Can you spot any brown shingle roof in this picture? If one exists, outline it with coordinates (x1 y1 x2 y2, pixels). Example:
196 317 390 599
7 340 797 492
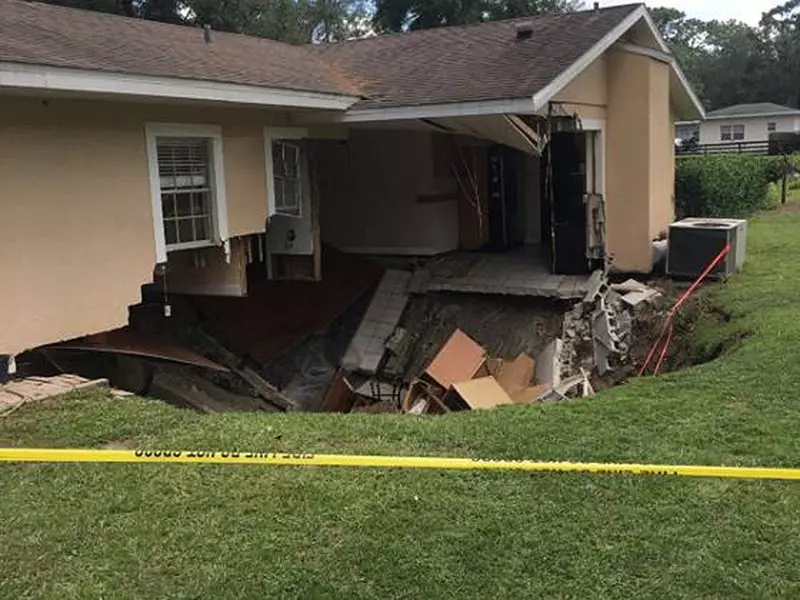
0 1 644 109
313 4 642 109
0 0 361 97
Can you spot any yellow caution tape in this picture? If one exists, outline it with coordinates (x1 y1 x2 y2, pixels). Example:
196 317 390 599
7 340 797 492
1 448 799 480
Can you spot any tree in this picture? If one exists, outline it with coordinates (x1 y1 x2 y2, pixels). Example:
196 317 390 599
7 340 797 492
760 0 800 107
373 0 580 33
37 0 181 20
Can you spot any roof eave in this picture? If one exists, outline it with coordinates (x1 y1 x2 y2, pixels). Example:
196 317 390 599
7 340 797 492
340 97 538 122
0 61 361 111
705 112 800 120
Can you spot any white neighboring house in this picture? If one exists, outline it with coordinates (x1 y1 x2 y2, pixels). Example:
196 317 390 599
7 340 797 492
676 103 800 145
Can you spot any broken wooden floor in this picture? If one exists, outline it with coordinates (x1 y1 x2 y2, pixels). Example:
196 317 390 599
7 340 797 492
423 252 590 299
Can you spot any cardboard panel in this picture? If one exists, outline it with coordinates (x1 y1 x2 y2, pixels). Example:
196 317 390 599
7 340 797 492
424 329 487 389
450 376 513 410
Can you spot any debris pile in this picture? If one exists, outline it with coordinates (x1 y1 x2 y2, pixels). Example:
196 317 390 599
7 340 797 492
401 329 562 414
315 264 667 414
560 270 663 385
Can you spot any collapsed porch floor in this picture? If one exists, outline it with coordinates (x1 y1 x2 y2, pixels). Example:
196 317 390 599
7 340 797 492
421 251 591 299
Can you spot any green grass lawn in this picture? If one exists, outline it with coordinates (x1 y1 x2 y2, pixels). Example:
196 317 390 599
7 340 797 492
3 206 800 599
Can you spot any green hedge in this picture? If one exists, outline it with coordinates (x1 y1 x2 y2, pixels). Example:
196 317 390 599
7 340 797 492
675 155 781 219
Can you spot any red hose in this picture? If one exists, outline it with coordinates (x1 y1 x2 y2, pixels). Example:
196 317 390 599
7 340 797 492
639 242 732 377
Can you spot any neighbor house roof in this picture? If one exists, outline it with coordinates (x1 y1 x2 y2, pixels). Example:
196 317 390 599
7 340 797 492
706 103 800 119
311 4 641 110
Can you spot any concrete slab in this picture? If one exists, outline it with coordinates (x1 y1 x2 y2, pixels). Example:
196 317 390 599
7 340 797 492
535 338 563 387
0 374 108 411
426 252 590 299
342 269 412 375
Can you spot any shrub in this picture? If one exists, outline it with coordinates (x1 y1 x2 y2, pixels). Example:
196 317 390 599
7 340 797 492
675 155 777 219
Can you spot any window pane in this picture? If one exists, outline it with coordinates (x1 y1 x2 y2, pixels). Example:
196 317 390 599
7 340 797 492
194 217 210 241
285 144 300 178
177 219 194 244
162 193 177 218
164 220 178 245
284 180 300 210
272 142 285 177
191 192 208 216
175 193 192 216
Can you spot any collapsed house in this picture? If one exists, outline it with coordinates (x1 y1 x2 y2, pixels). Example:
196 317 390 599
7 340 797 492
0 1 706 408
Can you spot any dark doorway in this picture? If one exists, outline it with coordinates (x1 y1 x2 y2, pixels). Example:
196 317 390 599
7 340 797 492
542 131 588 275
486 145 526 250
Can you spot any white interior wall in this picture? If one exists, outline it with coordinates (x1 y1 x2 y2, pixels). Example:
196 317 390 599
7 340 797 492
320 128 459 255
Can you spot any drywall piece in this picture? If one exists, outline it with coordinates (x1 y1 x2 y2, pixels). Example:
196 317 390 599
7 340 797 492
494 353 536 395
424 329 487 389
163 241 249 297
342 269 412 374
535 338 563 387
408 398 429 415
611 278 651 294
450 376 514 410
539 373 588 404
621 289 661 308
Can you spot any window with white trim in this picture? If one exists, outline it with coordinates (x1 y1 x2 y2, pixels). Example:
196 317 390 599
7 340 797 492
720 124 745 141
156 137 214 247
768 121 777 133
146 123 228 262
272 140 302 217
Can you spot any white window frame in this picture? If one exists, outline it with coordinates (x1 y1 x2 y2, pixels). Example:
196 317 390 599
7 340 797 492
732 124 745 141
720 125 732 141
767 121 777 133
264 127 308 219
146 123 228 263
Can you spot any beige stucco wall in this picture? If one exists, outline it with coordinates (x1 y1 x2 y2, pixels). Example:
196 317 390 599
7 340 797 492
553 56 607 107
648 61 675 239
0 95 285 355
606 51 657 273
320 129 460 254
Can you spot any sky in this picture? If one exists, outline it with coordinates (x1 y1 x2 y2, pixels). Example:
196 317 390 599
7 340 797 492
603 0 777 25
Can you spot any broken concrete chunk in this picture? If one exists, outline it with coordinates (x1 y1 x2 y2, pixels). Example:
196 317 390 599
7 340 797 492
583 270 608 304
592 309 621 352
593 338 612 376
535 338 563 387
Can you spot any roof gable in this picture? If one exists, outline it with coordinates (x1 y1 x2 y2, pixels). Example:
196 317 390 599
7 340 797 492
312 4 642 110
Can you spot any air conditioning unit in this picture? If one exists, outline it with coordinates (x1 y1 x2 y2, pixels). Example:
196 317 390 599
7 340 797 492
667 218 747 278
